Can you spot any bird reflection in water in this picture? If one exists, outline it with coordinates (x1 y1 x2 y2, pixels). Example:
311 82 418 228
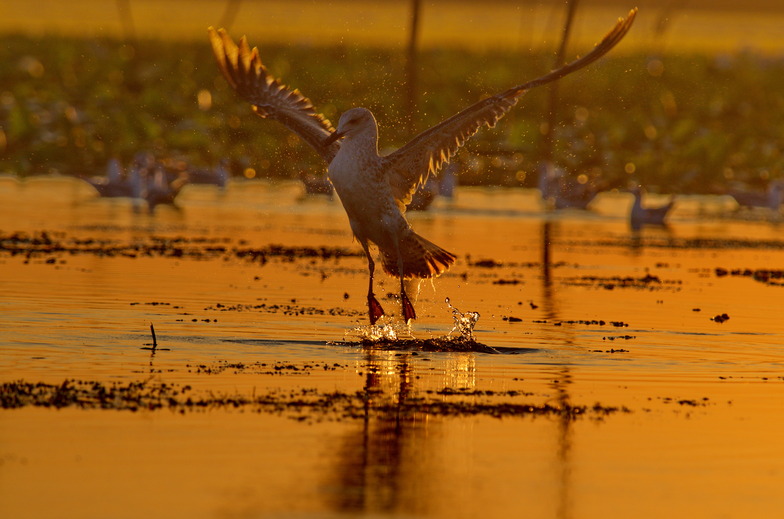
551 366 575 519
327 349 475 515
542 219 576 519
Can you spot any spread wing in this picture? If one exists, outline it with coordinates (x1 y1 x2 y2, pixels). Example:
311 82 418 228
208 27 340 163
382 8 637 207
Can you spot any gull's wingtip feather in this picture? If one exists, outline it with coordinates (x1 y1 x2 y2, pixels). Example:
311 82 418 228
207 26 339 163
207 26 227 49
625 7 638 28
516 7 637 92
208 26 244 91
619 8 638 35
206 26 221 51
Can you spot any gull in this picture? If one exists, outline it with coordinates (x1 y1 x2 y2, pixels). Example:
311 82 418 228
81 158 141 198
727 180 784 212
541 164 603 210
208 9 636 325
299 171 334 197
629 185 675 229
187 158 230 188
142 166 189 211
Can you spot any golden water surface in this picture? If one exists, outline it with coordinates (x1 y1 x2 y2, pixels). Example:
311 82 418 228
1 177 784 518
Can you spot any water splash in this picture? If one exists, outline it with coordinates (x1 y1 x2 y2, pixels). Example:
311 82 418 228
337 300 494 353
445 297 480 340
347 317 411 342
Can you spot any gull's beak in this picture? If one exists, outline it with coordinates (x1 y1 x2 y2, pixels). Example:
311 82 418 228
324 130 345 146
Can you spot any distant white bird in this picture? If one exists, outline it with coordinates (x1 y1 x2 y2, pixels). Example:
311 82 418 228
208 9 636 324
299 171 334 196
188 158 230 187
82 158 141 198
727 180 784 212
538 163 601 210
629 185 674 229
142 166 188 211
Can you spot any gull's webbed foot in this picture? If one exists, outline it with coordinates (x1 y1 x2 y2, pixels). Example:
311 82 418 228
368 294 385 325
401 290 416 324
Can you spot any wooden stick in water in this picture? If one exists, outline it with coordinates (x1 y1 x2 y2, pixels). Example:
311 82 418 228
150 322 158 350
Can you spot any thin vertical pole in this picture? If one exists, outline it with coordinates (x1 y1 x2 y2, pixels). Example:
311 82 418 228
541 0 579 162
219 0 243 31
116 0 136 41
405 0 422 135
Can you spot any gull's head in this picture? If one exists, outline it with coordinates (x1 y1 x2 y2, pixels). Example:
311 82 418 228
324 107 376 146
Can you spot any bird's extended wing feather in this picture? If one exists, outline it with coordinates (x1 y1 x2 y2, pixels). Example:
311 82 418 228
208 27 340 163
382 8 637 207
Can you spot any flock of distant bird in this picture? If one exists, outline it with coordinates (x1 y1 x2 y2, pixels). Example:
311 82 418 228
80 153 228 211
81 151 782 229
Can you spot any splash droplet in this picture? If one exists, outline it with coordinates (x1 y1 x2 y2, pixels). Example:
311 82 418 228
347 318 411 342
445 297 480 340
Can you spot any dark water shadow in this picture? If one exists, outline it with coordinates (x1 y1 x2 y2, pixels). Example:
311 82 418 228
224 338 332 349
226 337 538 355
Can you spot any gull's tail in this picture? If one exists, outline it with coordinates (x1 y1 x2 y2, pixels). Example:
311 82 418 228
381 232 456 279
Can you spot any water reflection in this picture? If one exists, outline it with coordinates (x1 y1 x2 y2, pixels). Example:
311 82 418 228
540 219 556 321
551 366 574 519
330 351 428 514
540 222 574 518
329 349 478 515
628 222 674 256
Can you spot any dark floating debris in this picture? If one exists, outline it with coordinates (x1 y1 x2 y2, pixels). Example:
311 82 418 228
0 378 630 420
471 258 504 268
185 360 344 375
656 396 712 408
715 267 784 287
568 236 784 250
0 231 362 265
562 274 679 292
493 278 523 285
712 313 731 323
351 336 500 354
554 319 629 327
205 301 362 318
0 379 186 411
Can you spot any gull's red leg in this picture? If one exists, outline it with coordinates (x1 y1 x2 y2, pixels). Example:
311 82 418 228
361 241 384 324
400 281 417 324
368 292 385 325
394 241 416 324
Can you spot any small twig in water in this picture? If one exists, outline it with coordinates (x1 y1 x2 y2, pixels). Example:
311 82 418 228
150 323 158 349
141 322 169 352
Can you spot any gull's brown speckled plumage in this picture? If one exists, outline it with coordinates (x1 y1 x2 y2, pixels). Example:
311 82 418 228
208 9 637 324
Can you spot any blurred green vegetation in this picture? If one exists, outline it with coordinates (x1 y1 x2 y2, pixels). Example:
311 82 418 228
2 33 783 192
